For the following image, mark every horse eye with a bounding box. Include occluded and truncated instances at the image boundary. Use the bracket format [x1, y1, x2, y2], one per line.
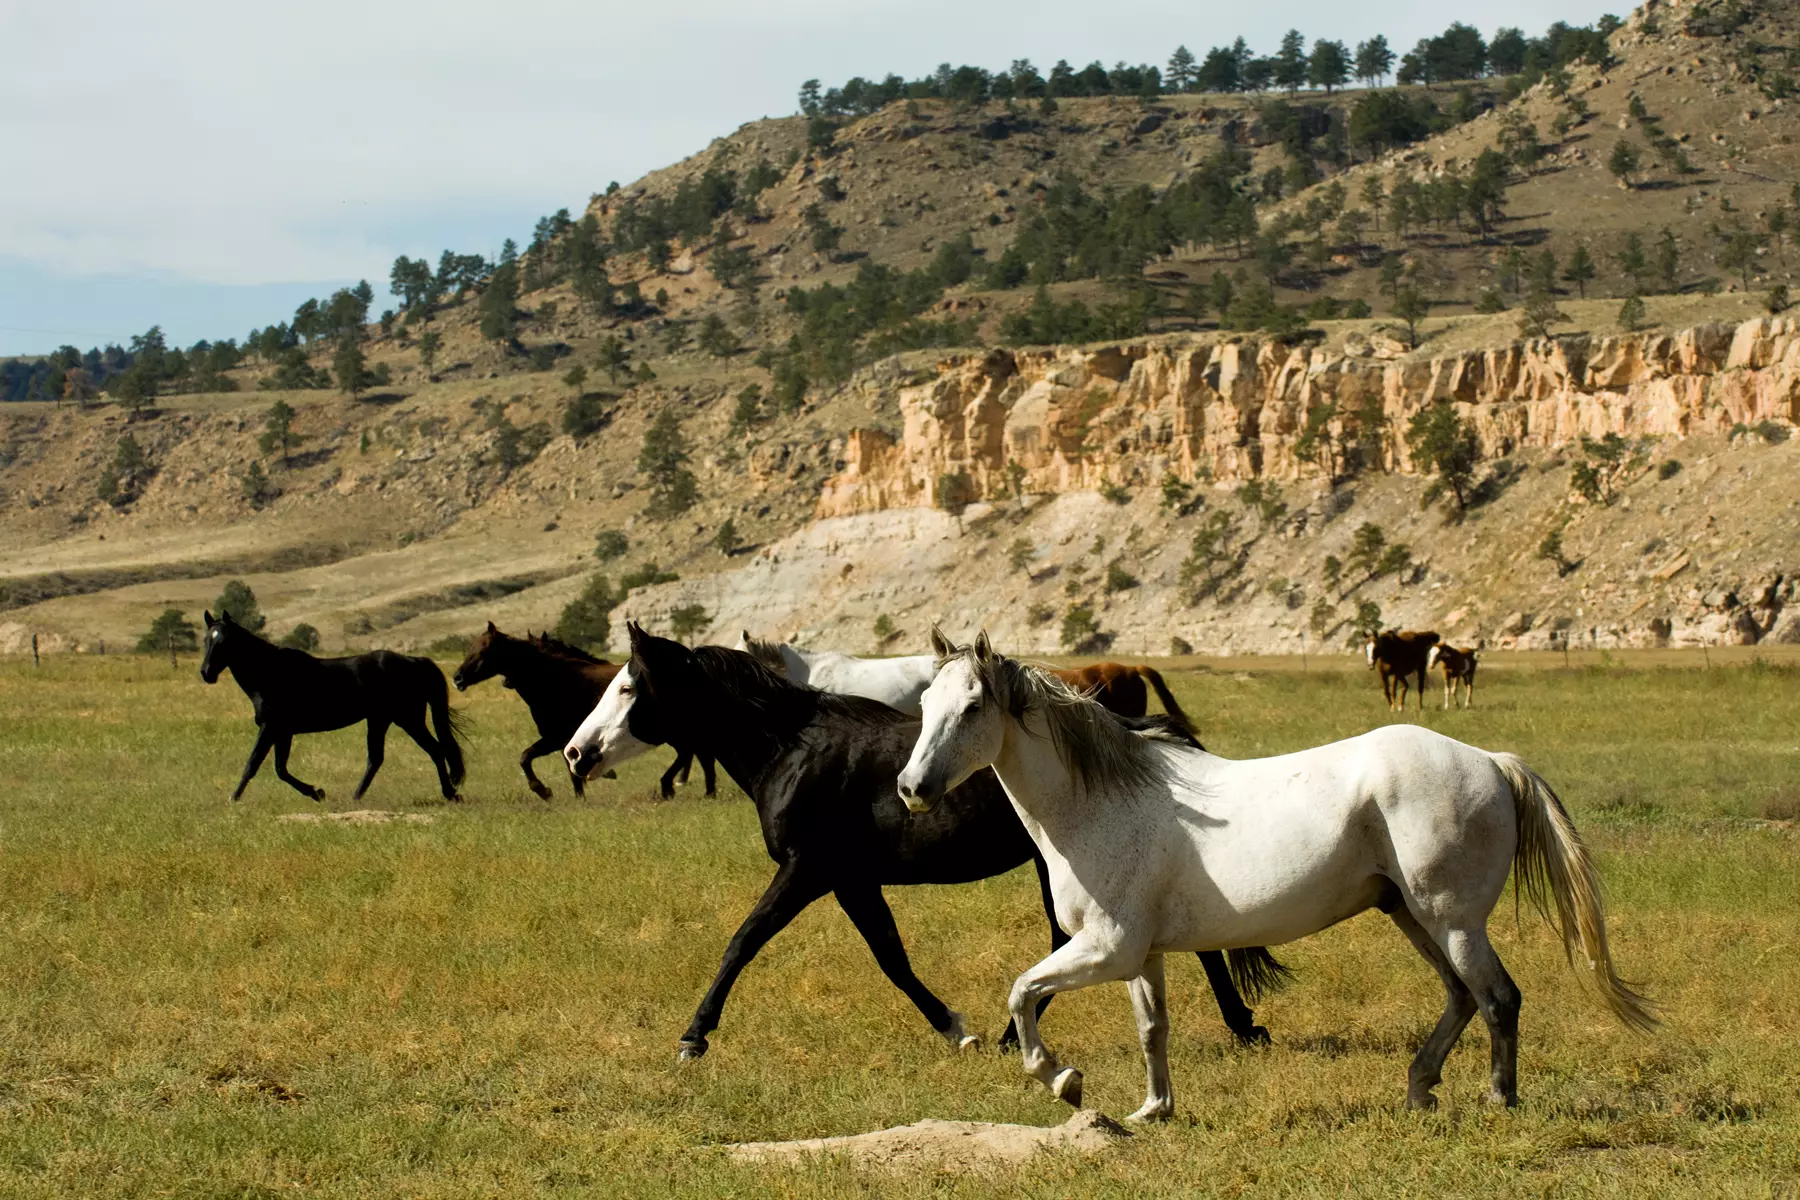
[962, 700, 980, 716]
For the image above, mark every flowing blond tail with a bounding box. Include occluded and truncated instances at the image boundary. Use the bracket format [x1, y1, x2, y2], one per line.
[1492, 753, 1659, 1032]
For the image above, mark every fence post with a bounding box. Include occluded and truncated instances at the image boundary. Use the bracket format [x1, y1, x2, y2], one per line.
[170, 629, 178, 670]
[32, 633, 39, 668]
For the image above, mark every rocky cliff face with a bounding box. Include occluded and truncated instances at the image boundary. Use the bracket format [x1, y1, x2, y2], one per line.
[817, 317, 1800, 519]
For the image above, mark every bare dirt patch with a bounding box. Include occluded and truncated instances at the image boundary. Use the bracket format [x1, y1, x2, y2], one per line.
[725, 1109, 1130, 1173]
[275, 810, 435, 826]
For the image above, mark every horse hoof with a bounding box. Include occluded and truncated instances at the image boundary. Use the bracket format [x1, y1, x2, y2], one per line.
[1126, 1101, 1173, 1124]
[311, 790, 326, 803]
[941, 1011, 981, 1053]
[1235, 1025, 1272, 1048]
[1051, 1067, 1083, 1107]
[678, 1038, 709, 1061]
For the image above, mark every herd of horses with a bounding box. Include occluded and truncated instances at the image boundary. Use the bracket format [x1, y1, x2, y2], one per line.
[194, 609, 1645, 1123]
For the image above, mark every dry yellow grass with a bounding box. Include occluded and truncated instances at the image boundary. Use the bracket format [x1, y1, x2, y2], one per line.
[0, 653, 1796, 1195]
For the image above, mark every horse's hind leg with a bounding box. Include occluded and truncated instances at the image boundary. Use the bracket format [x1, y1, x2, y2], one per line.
[352, 720, 390, 802]
[397, 714, 459, 801]
[273, 734, 325, 802]
[1388, 904, 1478, 1110]
[231, 728, 275, 802]
[833, 882, 976, 1051]
[1126, 953, 1173, 1122]
[1198, 950, 1268, 1046]
[1009, 932, 1145, 1108]
[1444, 925, 1521, 1106]
[700, 752, 717, 798]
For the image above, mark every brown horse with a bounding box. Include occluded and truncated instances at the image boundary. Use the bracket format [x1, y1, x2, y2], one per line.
[1365, 630, 1440, 712]
[1050, 662, 1196, 733]
[1426, 643, 1479, 709]
[452, 623, 714, 799]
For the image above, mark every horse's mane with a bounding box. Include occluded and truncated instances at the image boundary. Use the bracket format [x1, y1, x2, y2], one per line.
[687, 645, 902, 729]
[946, 647, 1183, 795]
[736, 633, 790, 672]
[529, 631, 610, 664]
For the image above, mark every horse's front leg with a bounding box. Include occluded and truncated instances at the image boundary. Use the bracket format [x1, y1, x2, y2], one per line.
[517, 735, 559, 800]
[230, 727, 275, 801]
[1009, 932, 1143, 1108]
[699, 752, 717, 798]
[680, 857, 830, 1060]
[1126, 953, 1173, 1122]
[272, 733, 325, 802]
[1415, 669, 1428, 712]
[658, 750, 689, 800]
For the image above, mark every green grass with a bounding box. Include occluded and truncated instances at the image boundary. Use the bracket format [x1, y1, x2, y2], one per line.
[1, 655, 1797, 1196]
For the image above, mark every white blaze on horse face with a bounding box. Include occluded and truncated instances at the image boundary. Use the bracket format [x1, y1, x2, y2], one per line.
[1365, 638, 1377, 667]
[565, 665, 653, 776]
[898, 656, 1000, 812]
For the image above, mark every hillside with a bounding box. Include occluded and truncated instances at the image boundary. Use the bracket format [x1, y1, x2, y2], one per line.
[10, 0, 1800, 660]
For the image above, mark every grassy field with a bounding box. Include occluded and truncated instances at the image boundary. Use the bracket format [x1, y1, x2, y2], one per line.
[0, 654, 1797, 1197]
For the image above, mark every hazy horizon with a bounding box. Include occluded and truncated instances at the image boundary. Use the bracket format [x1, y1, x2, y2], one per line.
[2, 0, 1618, 357]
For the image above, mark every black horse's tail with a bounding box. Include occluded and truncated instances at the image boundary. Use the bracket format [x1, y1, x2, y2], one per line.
[1136, 666, 1196, 737]
[426, 665, 468, 786]
[1226, 947, 1294, 1002]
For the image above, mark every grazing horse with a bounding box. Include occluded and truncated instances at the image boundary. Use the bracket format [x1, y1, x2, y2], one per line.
[452, 622, 713, 800]
[898, 630, 1654, 1122]
[199, 610, 466, 803]
[1426, 643, 1480, 710]
[565, 624, 1284, 1061]
[1366, 629, 1441, 712]
[736, 632, 937, 716]
[1049, 662, 1194, 732]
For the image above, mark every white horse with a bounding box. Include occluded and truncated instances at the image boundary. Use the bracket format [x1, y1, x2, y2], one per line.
[897, 629, 1654, 1123]
[735, 631, 936, 717]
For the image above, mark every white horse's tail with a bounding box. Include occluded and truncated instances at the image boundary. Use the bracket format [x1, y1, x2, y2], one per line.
[1491, 753, 1659, 1032]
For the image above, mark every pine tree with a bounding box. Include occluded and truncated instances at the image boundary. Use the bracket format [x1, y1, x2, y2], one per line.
[1393, 285, 1430, 348]
[638, 408, 699, 518]
[333, 342, 367, 399]
[258, 399, 299, 465]
[1307, 40, 1350, 94]
[1274, 29, 1308, 92]
[137, 609, 198, 654]
[1608, 139, 1641, 189]
[1355, 35, 1395, 86]
[1166, 45, 1198, 92]
[213, 580, 266, 631]
[1656, 227, 1681, 291]
[1563, 244, 1597, 298]
[1405, 402, 1481, 509]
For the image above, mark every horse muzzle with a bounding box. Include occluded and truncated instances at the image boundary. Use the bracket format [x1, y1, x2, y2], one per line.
[566, 742, 602, 782]
[895, 772, 942, 814]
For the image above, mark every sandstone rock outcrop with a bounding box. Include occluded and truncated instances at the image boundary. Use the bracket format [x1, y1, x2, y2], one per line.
[817, 317, 1800, 519]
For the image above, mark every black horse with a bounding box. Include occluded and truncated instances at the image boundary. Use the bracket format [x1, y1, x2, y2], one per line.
[452, 623, 715, 800]
[199, 610, 466, 803]
[567, 623, 1285, 1060]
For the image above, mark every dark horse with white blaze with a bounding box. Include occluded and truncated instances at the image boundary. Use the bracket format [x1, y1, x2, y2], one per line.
[563, 623, 1286, 1060]
[452, 622, 714, 800]
[199, 610, 466, 803]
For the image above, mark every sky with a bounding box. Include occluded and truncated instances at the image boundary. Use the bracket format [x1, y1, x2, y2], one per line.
[1, 0, 1617, 357]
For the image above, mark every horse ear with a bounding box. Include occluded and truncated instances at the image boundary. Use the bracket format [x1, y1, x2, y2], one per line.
[203, 610, 216, 627]
[928, 624, 955, 658]
[486, 620, 497, 633]
[974, 629, 994, 661]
